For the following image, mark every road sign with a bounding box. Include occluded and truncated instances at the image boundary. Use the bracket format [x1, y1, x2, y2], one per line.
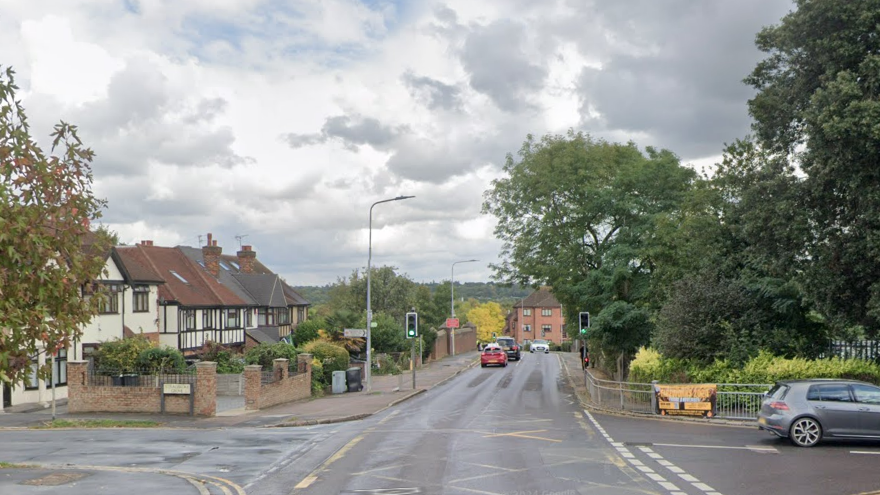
[343, 328, 367, 338]
[446, 318, 460, 328]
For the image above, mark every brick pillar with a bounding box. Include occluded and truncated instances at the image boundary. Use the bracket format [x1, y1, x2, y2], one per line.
[67, 361, 89, 414]
[274, 358, 289, 381]
[195, 361, 217, 417]
[297, 353, 312, 387]
[244, 365, 262, 410]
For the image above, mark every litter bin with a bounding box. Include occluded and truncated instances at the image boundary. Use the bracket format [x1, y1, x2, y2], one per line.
[331, 370, 347, 394]
[346, 367, 363, 392]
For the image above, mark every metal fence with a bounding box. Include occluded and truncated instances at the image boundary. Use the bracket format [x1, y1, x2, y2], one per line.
[823, 340, 880, 362]
[87, 367, 197, 388]
[584, 371, 771, 420]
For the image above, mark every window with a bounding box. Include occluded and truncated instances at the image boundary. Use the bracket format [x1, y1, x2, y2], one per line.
[297, 307, 305, 323]
[184, 310, 196, 330]
[53, 349, 67, 386]
[25, 359, 39, 390]
[99, 285, 120, 314]
[226, 309, 239, 328]
[852, 384, 880, 404]
[169, 270, 189, 284]
[542, 308, 552, 316]
[230, 261, 240, 270]
[542, 325, 552, 335]
[806, 384, 852, 402]
[133, 285, 149, 312]
[523, 324, 531, 332]
[219, 262, 231, 271]
[523, 309, 532, 316]
[258, 308, 275, 326]
[203, 310, 215, 329]
[245, 308, 253, 327]
[278, 308, 290, 325]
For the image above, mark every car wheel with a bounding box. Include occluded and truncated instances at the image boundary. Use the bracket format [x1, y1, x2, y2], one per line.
[503, 362, 507, 367]
[530, 350, 534, 353]
[481, 363, 486, 368]
[790, 417, 822, 447]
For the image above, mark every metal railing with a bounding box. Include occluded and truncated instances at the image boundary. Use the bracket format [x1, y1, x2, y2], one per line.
[584, 370, 771, 420]
[88, 367, 196, 387]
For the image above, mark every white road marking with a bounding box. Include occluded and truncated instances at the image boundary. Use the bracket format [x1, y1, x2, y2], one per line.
[653, 443, 778, 453]
[851, 451, 880, 455]
[584, 410, 725, 495]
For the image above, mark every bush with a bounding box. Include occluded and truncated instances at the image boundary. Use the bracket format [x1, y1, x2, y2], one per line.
[373, 353, 403, 376]
[628, 348, 880, 385]
[310, 358, 325, 395]
[292, 319, 323, 346]
[135, 346, 186, 373]
[302, 341, 350, 385]
[94, 335, 155, 373]
[245, 342, 298, 369]
[560, 341, 572, 352]
[198, 341, 244, 374]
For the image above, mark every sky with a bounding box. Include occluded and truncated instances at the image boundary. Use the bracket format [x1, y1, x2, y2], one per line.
[0, 0, 794, 286]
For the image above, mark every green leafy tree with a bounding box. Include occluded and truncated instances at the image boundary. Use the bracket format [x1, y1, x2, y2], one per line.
[0, 67, 109, 383]
[292, 317, 324, 346]
[135, 346, 186, 373]
[369, 311, 407, 353]
[484, 131, 695, 364]
[746, 0, 880, 332]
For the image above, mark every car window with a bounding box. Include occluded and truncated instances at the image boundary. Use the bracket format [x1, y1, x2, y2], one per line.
[852, 384, 880, 404]
[767, 384, 789, 400]
[806, 384, 853, 402]
[496, 338, 513, 345]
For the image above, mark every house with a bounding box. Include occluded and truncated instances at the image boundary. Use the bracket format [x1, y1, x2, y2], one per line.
[2, 234, 165, 410]
[504, 287, 567, 345]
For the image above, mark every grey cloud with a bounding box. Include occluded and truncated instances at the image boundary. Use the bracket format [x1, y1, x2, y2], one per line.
[461, 20, 546, 112]
[570, 0, 793, 158]
[385, 137, 471, 184]
[282, 114, 403, 151]
[401, 71, 462, 111]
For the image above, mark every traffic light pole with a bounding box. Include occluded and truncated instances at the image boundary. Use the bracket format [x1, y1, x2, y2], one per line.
[411, 337, 416, 389]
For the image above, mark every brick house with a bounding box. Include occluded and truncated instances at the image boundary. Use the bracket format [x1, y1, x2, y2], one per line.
[504, 287, 568, 345]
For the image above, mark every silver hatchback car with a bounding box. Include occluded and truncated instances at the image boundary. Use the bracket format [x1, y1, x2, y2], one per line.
[757, 379, 880, 447]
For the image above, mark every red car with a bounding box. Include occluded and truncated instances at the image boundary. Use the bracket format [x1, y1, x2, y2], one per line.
[481, 345, 508, 368]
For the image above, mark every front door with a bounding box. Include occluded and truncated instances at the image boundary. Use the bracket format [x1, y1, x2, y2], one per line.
[2, 382, 11, 408]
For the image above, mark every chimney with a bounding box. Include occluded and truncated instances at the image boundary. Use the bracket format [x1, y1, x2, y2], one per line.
[237, 245, 256, 273]
[202, 232, 222, 277]
[140, 240, 153, 246]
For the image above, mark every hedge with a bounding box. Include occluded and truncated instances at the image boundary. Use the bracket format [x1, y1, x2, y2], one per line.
[301, 341, 350, 386]
[629, 348, 880, 385]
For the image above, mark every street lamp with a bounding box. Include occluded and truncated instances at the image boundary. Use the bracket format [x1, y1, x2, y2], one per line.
[366, 195, 414, 393]
[450, 259, 479, 356]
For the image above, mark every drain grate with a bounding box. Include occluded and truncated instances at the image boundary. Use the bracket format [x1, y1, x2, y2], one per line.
[21, 472, 90, 486]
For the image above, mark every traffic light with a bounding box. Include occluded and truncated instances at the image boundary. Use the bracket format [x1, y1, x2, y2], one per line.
[578, 312, 590, 335]
[405, 312, 418, 339]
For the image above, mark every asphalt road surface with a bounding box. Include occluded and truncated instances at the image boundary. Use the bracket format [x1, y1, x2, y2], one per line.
[286, 352, 659, 495]
[2, 352, 880, 495]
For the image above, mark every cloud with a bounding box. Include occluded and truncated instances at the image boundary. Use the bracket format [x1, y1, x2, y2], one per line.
[401, 71, 462, 111]
[282, 114, 404, 151]
[460, 20, 546, 112]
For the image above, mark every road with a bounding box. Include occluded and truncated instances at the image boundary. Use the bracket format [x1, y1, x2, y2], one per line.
[1, 352, 880, 494]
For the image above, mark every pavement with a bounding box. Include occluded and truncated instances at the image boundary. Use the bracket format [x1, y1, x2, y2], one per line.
[0, 351, 481, 429]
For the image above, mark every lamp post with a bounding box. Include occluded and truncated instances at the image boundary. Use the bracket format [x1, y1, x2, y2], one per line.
[366, 195, 414, 393]
[450, 259, 478, 356]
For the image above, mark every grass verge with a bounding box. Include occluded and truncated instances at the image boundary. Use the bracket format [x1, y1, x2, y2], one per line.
[32, 419, 163, 429]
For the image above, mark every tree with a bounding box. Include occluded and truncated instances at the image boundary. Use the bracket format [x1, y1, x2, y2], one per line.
[0, 67, 109, 384]
[467, 302, 506, 342]
[746, 0, 880, 332]
[483, 131, 695, 363]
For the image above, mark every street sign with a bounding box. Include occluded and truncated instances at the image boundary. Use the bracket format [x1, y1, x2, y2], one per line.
[446, 318, 460, 328]
[343, 328, 367, 338]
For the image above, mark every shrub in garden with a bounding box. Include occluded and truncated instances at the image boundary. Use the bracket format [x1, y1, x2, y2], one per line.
[94, 335, 155, 373]
[302, 340, 350, 385]
[135, 346, 186, 373]
[198, 341, 244, 374]
[245, 342, 298, 369]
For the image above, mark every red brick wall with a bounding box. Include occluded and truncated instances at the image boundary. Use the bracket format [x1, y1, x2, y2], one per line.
[67, 361, 217, 416]
[452, 327, 476, 355]
[432, 329, 449, 360]
[244, 354, 312, 411]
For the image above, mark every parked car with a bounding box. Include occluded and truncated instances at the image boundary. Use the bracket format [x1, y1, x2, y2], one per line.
[481, 344, 508, 368]
[530, 339, 550, 353]
[494, 337, 521, 361]
[757, 379, 880, 447]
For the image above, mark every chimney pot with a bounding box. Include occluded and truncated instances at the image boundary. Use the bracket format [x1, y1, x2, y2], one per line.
[243, 245, 252, 251]
[206, 233, 213, 247]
